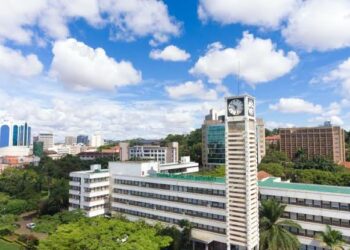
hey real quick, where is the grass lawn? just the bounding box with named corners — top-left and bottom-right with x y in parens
top-left (0, 239), bottom-right (22, 250)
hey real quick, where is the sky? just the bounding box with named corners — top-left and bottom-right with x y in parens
top-left (0, 0), bottom-right (350, 141)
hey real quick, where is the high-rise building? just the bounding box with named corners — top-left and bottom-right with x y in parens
top-left (202, 110), bottom-right (265, 168)
top-left (0, 120), bottom-right (31, 156)
top-left (77, 135), bottom-right (89, 145)
top-left (279, 125), bottom-right (346, 163)
top-left (256, 118), bottom-right (266, 164)
top-left (65, 136), bottom-right (77, 145)
top-left (225, 95), bottom-right (259, 250)
top-left (90, 133), bottom-right (104, 147)
top-left (33, 141), bottom-right (44, 157)
top-left (202, 109), bottom-right (225, 169)
top-left (38, 133), bottom-right (54, 151)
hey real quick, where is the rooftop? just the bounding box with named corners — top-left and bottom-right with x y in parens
top-left (259, 177), bottom-right (350, 195)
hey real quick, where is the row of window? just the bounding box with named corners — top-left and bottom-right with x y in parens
top-left (69, 194), bottom-right (80, 200)
top-left (84, 195), bottom-right (109, 202)
top-left (283, 211), bottom-right (350, 228)
top-left (112, 207), bottom-right (226, 235)
top-left (70, 185), bottom-right (80, 191)
top-left (69, 203), bottom-right (80, 209)
top-left (284, 226), bottom-right (350, 245)
top-left (114, 188), bottom-right (225, 209)
top-left (260, 194), bottom-right (350, 211)
top-left (83, 204), bottom-right (108, 211)
top-left (115, 179), bottom-right (226, 196)
top-left (84, 186), bottom-right (109, 193)
top-left (70, 177), bottom-right (81, 182)
top-left (113, 198), bottom-right (226, 222)
top-left (84, 177), bottom-right (109, 183)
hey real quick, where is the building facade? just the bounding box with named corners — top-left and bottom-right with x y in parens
top-left (38, 133), bottom-right (54, 151)
top-left (279, 125), bottom-right (346, 163)
top-left (90, 133), bottom-right (104, 147)
top-left (120, 142), bottom-right (179, 164)
top-left (256, 118), bottom-right (266, 164)
top-left (202, 110), bottom-right (225, 169)
top-left (225, 95), bottom-right (259, 250)
top-left (69, 164), bottom-right (110, 217)
top-left (77, 135), bottom-right (89, 145)
top-left (0, 120), bottom-right (31, 156)
top-left (65, 136), bottom-right (77, 145)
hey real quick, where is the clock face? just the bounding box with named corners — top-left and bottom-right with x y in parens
top-left (248, 99), bottom-right (255, 116)
top-left (228, 99), bottom-right (244, 116)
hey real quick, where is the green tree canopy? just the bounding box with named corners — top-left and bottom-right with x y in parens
top-left (39, 217), bottom-right (172, 250)
top-left (0, 214), bottom-right (18, 236)
top-left (260, 199), bottom-right (301, 250)
top-left (316, 225), bottom-right (345, 250)
top-left (258, 163), bottom-right (285, 178)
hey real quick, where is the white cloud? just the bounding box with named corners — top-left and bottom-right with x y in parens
top-left (99, 0), bottom-right (180, 45)
top-left (0, 45), bottom-right (43, 77)
top-left (50, 38), bottom-right (141, 90)
top-left (0, 0), bottom-right (179, 45)
top-left (269, 98), bottom-right (323, 114)
top-left (283, 0), bottom-right (350, 51)
top-left (265, 121), bottom-right (295, 129)
top-left (323, 57), bottom-right (350, 96)
top-left (0, 0), bottom-right (101, 44)
top-left (198, 0), bottom-right (298, 29)
top-left (165, 80), bottom-right (218, 100)
top-left (150, 45), bottom-right (190, 61)
top-left (190, 32), bottom-right (299, 85)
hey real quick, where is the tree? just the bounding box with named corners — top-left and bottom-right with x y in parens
top-left (0, 214), bottom-right (18, 236)
top-left (258, 163), bottom-right (285, 177)
top-left (40, 179), bottom-right (69, 215)
top-left (316, 225), bottom-right (345, 250)
top-left (261, 150), bottom-right (290, 164)
top-left (260, 199), bottom-right (301, 250)
top-left (178, 220), bottom-right (192, 250)
top-left (39, 217), bottom-right (172, 250)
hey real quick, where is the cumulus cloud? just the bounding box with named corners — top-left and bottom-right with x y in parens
top-left (99, 0), bottom-right (180, 45)
top-left (322, 57), bottom-right (350, 96)
top-left (265, 121), bottom-right (295, 129)
top-left (190, 32), bottom-right (299, 85)
top-left (198, 0), bottom-right (297, 29)
top-left (0, 45), bottom-right (43, 77)
top-left (0, 0), bottom-right (179, 45)
top-left (50, 38), bottom-right (141, 90)
top-left (165, 80), bottom-right (218, 100)
top-left (269, 98), bottom-right (323, 114)
top-left (283, 0), bottom-right (350, 51)
top-left (150, 45), bottom-right (190, 61)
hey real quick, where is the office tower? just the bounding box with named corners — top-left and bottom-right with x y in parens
top-left (119, 142), bottom-right (129, 161)
top-left (202, 109), bottom-right (225, 169)
top-left (38, 133), bottom-right (54, 151)
top-left (256, 118), bottom-right (266, 164)
top-left (90, 133), bottom-right (104, 147)
top-left (0, 120), bottom-right (32, 156)
top-left (77, 135), bottom-right (89, 145)
top-left (65, 136), bottom-right (77, 145)
top-left (280, 124), bottom-right (346, 163)
top-left (225, 95), bottom-right (259, 250)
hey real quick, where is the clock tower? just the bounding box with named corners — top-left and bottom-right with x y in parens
top-left (225, 95), bottom-right (259, 250)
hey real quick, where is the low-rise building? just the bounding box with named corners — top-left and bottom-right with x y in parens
top-left (159, 156), bottom-right (199, 174)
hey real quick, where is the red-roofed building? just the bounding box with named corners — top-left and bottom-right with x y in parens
top-left (265, 135), bottom-right (280, 146)
top-left (258, 170), bottom-right (272, 180)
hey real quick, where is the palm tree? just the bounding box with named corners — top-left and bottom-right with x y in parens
top-left (260, 199), bottom-right (301, 250)
top-left (316, 225), bottom-right (345, 250)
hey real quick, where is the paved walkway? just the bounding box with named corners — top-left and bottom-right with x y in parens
top-left (14, 211), bottom-right (47, 240)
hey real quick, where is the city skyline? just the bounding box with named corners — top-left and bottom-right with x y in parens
top-left (0, 0), bottom-right (350, 140)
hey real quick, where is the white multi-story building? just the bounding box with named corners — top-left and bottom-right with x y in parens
top-left (69, 164), bottom-right (110, 217)
top-left (90, 133), bottom-right (104, 147)
top-left (225, 95), bottom-right (259, 250)
top-left (159, 156), bottom-right (199, 174)
top-left (69, 162), bottom-right (350, 250)
top-left (121, 142), bottom-right (179, 164)
top-left (0, 120), bottom-right (31, 156)
top-left (256, 118), bottom-right (266, 164)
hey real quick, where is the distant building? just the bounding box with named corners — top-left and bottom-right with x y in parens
top-left (0, 120), bottom-right (31, 156)
top-left (280, 125), bottom-right (346, 163)
top-left (256, 118), bottom-right (266, 164)
top-left (127, 142), bottom-right (179, 164)
top-left (201, 109), bottom-right (225, 169)
top-left (265, 135), bottom-right (280, 147)
top-left (90, 133), bottom-right (104, 147)
top-left (65, 136), bottom-right (77, 145)
top-left (78, 151), bottom-right (117, 161)
top-left (38, 133), bottom-right (54, 151)
top-left (101, 146), bottom-right (120, 154)
top-left (77, 135), bottom-right (89, 145)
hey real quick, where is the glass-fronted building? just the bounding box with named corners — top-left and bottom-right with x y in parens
top-left (0, 121), bottom-right (31, 148)
top-left (207, 124), bottom-right (225, 165)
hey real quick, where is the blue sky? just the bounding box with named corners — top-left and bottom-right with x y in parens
top-left (0, 0), bottom-right (350, 141)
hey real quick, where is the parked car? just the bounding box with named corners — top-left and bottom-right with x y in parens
top-left (26, 223), bottom-right (36, 229)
